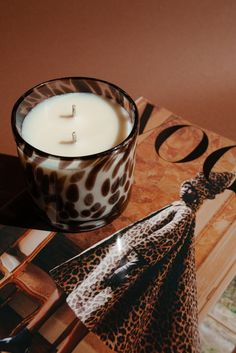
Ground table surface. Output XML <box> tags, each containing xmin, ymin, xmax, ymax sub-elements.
<box><xmin>0</xmin><ymin>0</ymin><xmax>236</xmax><ymax>157</ymax></box>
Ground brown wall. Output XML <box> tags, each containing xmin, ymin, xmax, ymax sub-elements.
<box><xmin>0</xmin><ymin>0</ymin><xmax>235</xmax><ymax>156</ymax></box>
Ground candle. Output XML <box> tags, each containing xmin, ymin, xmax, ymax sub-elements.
<box><xmin>22</xmin><ymin>93</ymin><xmax>132</xmax><ymax>157</ymax></box>
<box><xmin>12</xmin><ymin>77</ymin><xmax>139</xmax><ymax>232</ymax></box>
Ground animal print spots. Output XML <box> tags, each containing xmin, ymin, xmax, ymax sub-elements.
<box><xmin>111</xmin><ymin>178</ymin><xmax>120</xmax><ymax>193</ymax></box>
<box><xmin>92</xmin><ymin>206</ymin><xmax>106</xmax><ymax>219</ymax></box>
<box><xmin>70</xmin><ymin>171</ymin><xmax>85</xmax><ymax>182</ymax></box>
<box><xmin>84</xmin><ymin>193</ymin><xmax>94</xmax><ymax>206</ymax></box>
<box><xmin>124</xmin><ymin>180</ymin><xmax>130</xmax><ymax>192</ymax></box>
<box><xmin>108</xmin><ymin>191</ymin><xmax>120</xmax><ymax>204</ymax></box>
<box><xmin>50</xmin><ymin>202</ymin><xmax>200</xmax><ymax>353</ymax></box>
<box><xmin>14</xmin><ymin>77</ymin><xmax>139</xmax><ymax>231</ymax></box>
<box><xmin>119</xmin><ymin>174</ymin><xmax>127</xmax><ymax>186</ymax></box>
<box><xmin>90</xmin><ymin>203</ymin><xmax>101</xmax><ymax>212</ymax></box>
<box><xmin>81</xmin><ymin>210</ymin><xmax>91</xmax><ymax>218</ymax></box>
<box><xmin>66</xmin><ymin>184</ymin><xmax>79</xmax><ymax>202</ymax></box>
<box><xmin>101</xmin><ymin>179</ymin><xmax>110</xmax><ymax>196</ymax></box>
<box><xmin>65</xmin><ymin>202</ymin><xmax>79</xmax><ymax>218</ymax></box>
<box><xmin>49</xmin><ymin>172</ymin><xmax>234</xmax><ymax>351</ymax></box>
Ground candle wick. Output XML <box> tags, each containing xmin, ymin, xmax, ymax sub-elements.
<box><xmin>72</xmin><ymin>131</ymin><xmax>77</xmax><ymax>143</ymax></box>
<box><xmin>72</xmin><ymin>104</ymin><xmax>77</xmax><ymax>117</ymax></box>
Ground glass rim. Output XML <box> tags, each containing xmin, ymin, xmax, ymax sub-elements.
<box><xmin>11</xmin><ymin>76</ymin><xmax>139</xmax><ymax>161</ymax></box>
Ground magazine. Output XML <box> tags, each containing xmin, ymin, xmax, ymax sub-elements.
<box><xmin>0</xmin><ymin>97</ymin><xmax>235</xmax><ymax>352</ymax></box>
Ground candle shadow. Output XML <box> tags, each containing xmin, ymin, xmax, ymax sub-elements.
<box><xmin>0</xmin><ymin>153</ymin><xmax>54</xmax><ymax>231</ymax></box>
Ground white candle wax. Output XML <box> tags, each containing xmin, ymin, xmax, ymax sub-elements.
<box><xmin>22</xmin><ymin>93</ymin><xmax>132</xmax><ymax>157</ymax></box>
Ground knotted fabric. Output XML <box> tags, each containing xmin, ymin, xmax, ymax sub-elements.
<box><xmin>50</xmin><ymin>171</ymin><xmax>235</xmax><ymax>353</ymax></box>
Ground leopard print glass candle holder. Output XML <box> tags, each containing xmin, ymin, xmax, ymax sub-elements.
<box><xmin>11</xmin><ymin>77</ymin><xmax>139</xmax><ymax>232</ymax></box>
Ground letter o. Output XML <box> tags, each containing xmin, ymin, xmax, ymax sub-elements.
<box><xmin>203</xmin><ymin>145</ymin><xmax>236</xmax><ymax>192</ymax></box>
<box><xmin>155</xmin><ymin>124</ymin><xmax>209</xmax><ymax>163</ymax></box>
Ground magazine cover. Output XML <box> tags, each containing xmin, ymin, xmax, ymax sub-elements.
<box><xmin>0</xmin><ymin>97</ymin><xmax>235</xmax><ymax>353</ymax></box>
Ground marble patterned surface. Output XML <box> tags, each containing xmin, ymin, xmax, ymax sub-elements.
<box><xmin>66</xmin><ymin>97</ymin><xmax>236</xmax><ymax>353</ymax></box>
<box><xmin>67</xmin><ymin>98</ymin><xmax>236</xmax><ymax>271</ymax></box>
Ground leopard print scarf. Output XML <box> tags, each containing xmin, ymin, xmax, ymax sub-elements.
<box><xmin>50</xmin><ymin>171</ymin><xmax>235</xmax><ymax>353</ymax></box>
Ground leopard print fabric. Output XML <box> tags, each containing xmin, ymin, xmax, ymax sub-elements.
<box><xmin>50</xmin><ymin>171</ymin><xmax>235</xmax><ymax>353</ymax></box>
